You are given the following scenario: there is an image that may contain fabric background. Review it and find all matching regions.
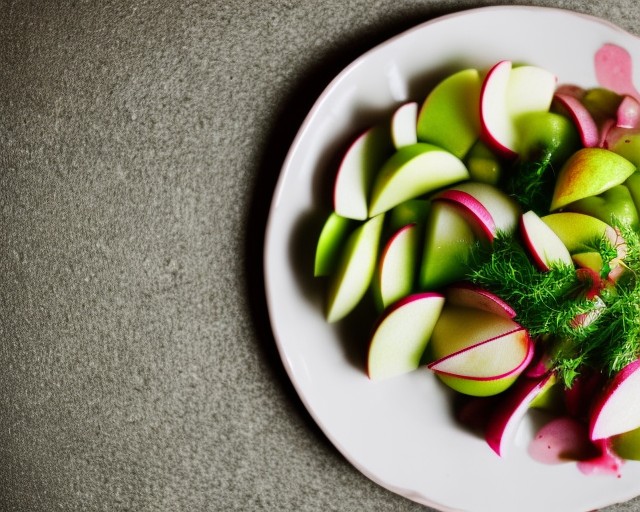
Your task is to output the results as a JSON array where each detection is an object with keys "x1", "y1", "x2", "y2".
[{"x1": 1, "y1": 1, "x2": 640, "y2": 510}]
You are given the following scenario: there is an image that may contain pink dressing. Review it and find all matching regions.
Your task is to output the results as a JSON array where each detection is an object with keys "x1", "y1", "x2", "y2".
[
  {"x1": 528, "y1": 417, "x2": 624, "y2": 476},
  {"x1": 594, "y1": 43, "x2": 640, "y2": 102}
]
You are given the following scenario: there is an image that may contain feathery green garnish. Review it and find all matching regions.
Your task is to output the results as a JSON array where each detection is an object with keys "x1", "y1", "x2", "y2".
[{"x1": 465, "y1": 222, "x2": 640, "y2": 387}]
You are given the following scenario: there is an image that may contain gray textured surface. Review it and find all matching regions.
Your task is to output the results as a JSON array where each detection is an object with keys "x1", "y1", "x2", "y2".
[{"x1": 2, "y1": 1, "x2": 640, "y2": 511}]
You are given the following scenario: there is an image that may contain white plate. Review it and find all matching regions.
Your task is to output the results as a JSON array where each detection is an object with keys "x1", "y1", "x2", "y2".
[{"x1": 264, "y1": 6, "x2": 640, "y2": 512}]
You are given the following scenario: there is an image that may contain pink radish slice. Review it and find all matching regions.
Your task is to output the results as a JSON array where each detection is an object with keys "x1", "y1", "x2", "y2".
[
  {"x1": 553, "y1": 93, "x2": 600, "y2": 147},
  {"x1": 616, "y1": 95, "x2": 640, "y2": 129},
  {"x1": 595, "y1": 43, "x2": 640, "y2": 102},
  {"x1": 555, "y1": 83, "x2": 585, "y2": 99},
  {"x1": 589, "y1": 358, "x2": 640, "y2": 441}
]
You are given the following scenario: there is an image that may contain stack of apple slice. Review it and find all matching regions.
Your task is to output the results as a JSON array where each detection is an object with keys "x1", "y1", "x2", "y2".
[{"x1": 313, "y1": 53, "x2": 640, "y2": 465}]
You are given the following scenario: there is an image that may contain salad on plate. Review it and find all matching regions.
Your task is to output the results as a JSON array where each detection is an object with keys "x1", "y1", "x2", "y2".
[{"x1": 313, "y1": 41, "x2": 640, "y2": 475}]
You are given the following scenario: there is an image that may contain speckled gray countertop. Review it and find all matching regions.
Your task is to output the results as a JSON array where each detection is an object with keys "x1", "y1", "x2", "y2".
[{"x1": 2, "y1": 1, "x2": 640, "y2": 511}]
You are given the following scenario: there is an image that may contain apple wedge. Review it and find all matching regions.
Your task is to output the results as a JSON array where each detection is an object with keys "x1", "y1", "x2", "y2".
[
  {"x1": 485, "y1": 372, "x2": 556, "y2": 456},
  {"x1": 326, "y1": 214, "x2": 384, "y2": 322},
  {"x1": 416, "y1": 68, "x2": 482, "y2": 159},
  {"x1": 373, "y1": 223, "x2": 419, "y2": 310},
  {"x1": 541, "y1": 212, "x2": 616, "y2": 253},
  {"x1": 520, "y1": 210, "x2": 573, "y2": 271},
  {"x1": 445, "y1": 283, "x2": 516, "y2": 319},
  {"x1": 333, "y1": 124, "x2": 393, "y2": 220},
  {"x1": 391, "y1": 101, "x2": 418, "y2": 149},
  {"x1": 314, "y1": 212, "x2": 354, "y2": 276},
  {"x1": 419, "y1": 201, "x2": 476, "y2": 290},
  {"x1": 368, "y1": 143, "x2": 469, "y2": 217},
  {"x1": 550, "y1": 148, "x2": 636, "y2": 211},
  {"x1": 590, "y1": 358, "x2": 640, "y2": 441},
  {"x1": 435, "y1": 181, "x2": 521, "y2": 241},
  {"x1": 367, "y1": 292, "x2": 445, "y2": 380},
  {"x1": 388, "y1": 198, "x2": 430, "y2": 231},
  {"x1": 480, "y1": 61, "x2": 556, "y2": 158},
  {"x1": 428, "y1": 305, "x2": 533, "y2": 396}
]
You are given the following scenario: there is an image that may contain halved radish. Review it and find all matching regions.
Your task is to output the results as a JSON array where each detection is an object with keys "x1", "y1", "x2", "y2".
[{"x1": 590, "y1": 359, "x2": 640, "y2": 440}]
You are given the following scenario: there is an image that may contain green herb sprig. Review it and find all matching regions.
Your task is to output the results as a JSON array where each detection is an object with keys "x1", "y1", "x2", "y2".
[{"x1": 465, "y1": 222, "x2": 640, "y2": 387}]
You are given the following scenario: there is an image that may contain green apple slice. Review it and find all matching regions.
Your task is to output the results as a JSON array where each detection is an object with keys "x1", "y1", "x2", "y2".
[
  {"x1": 540, "y1": 212, "x2": 615, "y2": 253},
  {"x1": 388, "y1": 198, "x2": 430, "y2": 231},
  {"x1": 612, "y1": 132, "x2": 640, "y2": 168},
  {"x1": 465, "y1": 140, "x2": 502, "y2": 185},
  {"x1": 624, "y1": 171, "x2": 640, "y2": 213},
  {"x1": 314, "y1": 212, "x2": 354, "y2": 276},
  {"x1": 612, "y1": 425, "x2": 640, "y2": 460},
  {"x1": 416, "y1": 68, "x2": 482, "y2": 159},
  {"x1": 333, "y1": 124, "x2": 393, "y2": 220},
  {"x1": 326, "y1": 214, "x2": 384, "y2": 322},
  {"x1": 565, "y1": 184, "x2": 639, "y2": 229},
  {"x1": 368, "y1": 143, "x2": 469, "y2": 217},
  {"x1": 550, "y1": 148, "x2": 636, "y2": 211},
  {"x1": 367, "y1": 292, "x2": 445, "y2": 380},
  {"x1": 419, "y1": 201, "x2": 476, "y2": 290},
  {"x1": 373, "y1": 223, "x2": 419, "y2": 310}
]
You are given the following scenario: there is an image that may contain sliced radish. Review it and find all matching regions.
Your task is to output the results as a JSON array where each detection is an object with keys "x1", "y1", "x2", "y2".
[
  {"x1": 445, "y1": 283, "x2": 516, "y2": 319},
  {"x1": 485, "y1": 372, "x2": 556, "y2": 456},
  {"x1": 590, "y1": 359, "x2": 640, "y2": 440},
  {"x1": 428, "y1": 327, "x2": 532, "y2": 380},
  {"x1": 616, "y1": 95, "x2": 640, "y2": 129},
  {"x1": 520, "y1": 210, "x2": 573, "y2": 271},
  {"x1": 552, "y1": 93, "x2": 600, "y2": 148}
]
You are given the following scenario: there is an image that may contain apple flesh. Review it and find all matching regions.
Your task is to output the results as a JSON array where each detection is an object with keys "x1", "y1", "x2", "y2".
[
  {"x1": 590, "y1": 358, "x2": 640, "y2": 440},
  {"x1": 368, "y1": 143, "x2": 469, "y2": 217},
  {"x1": 428, "y1": 305, "x2": 533, "y2": 396},
  {"x1": 435, "y1": 181, "x2": 521, "y2": 241},
  {"x1": 550, "y1": 147, "x2": 636, "y2": 211},
  {"x1": 416, "y1": 68, "x2": 482, "y2": 159},
  {"x1": 485, "y1": 372, "x2": 556, "y2": 456},
  {"x1": 326, "y1": 213, "x2": 385, "y2": 323},
  {"x1": 419, "y1": 201, "x2": 476, "y2": 290},
  {"x1": 520, "y1": 210, "x2": 573, "y2": 271},
  {"x1": 391, "y1": 101, "x2": 418, "y2": 149},
  {"x1": 373, "y1": 223, "x2": 419, "y2": 310},
  {"x1": 333, "y1": 124, "x2": 393, "y2": 220},
  {"x1": 480, "y1": 61, "x2": 556, "y2": 158},
  {"x1": 367, "y1": 292, "x2": 445, "y2": 380}
]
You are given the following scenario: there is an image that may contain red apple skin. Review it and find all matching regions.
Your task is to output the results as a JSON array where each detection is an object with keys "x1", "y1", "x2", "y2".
[
  {"x1": 589, "y1": 358, "x2": 640, "y2": 441},
  {"x1": 485, "y1": 372, "x2": 556, "y2": 456}
]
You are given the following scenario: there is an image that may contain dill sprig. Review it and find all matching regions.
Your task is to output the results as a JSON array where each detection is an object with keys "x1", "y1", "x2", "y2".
[{"x1": 465, "y1": 223, "x2": 640, "y2": 387}]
